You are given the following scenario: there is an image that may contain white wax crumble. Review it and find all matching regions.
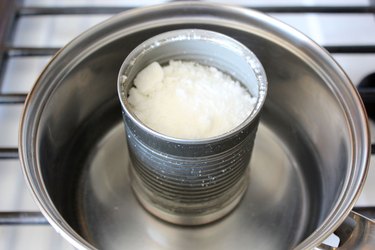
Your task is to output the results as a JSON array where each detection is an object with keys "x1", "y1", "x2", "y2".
[{"x1": 128, "y1": 60, "x2": 257, "y2": 139}]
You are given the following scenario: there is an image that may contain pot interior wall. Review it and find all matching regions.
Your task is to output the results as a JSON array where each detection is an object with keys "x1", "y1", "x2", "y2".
[{"x1": 35, "y1": 23, "x2": 350, "y2": 248}]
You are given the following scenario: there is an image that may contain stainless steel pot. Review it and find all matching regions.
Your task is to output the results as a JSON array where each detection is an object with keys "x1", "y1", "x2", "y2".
[{"x1": 19, "y1": 2, "x2": 374, "y2": 250}]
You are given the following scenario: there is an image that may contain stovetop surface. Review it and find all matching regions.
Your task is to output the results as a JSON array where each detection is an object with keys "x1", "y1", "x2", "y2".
[{"x1": 0, "y1": 0, "x2": 374, "y2": 249}]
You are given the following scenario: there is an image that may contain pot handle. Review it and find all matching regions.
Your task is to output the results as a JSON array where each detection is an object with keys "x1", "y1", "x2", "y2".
[{"x1": 317, "y1": 211, "x2": 375, "y2": 249}]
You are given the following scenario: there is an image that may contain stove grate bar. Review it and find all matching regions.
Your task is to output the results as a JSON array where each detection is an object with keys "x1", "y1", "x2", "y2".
[
  {"x1": 3, "y1": 46, "x2": 375, "y2": 59},
  {"x1": 325, "y1": 46, "x2": 375, "y2": 54},
  {"x1": 0, "y1": 94, "x2": 27, "y2": 104},
  {"x1": 0, "y1": 212, "x2": 48, "y2": 225},
  {"x1": 5, "y1": 47, "x2": 60, "y2": 57},
  {"x1": 353, "y1": 206, "x2": 375, "y2": 220},
  {"x1": 16, "y1": 6, "x2": 375, "y2": 16},
  {"x1": 0, "y1": 148, "x2": 18, "y2": 160}
]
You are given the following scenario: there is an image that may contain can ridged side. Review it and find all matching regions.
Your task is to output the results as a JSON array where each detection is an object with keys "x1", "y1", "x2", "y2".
[{"x1": 126, "y1": 118, "x2": 259, "y2": 224}]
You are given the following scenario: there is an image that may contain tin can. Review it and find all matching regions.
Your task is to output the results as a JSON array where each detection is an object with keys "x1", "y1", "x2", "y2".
[{"x1": 117, "y1": 29, "x2": 267, "y2": 225}]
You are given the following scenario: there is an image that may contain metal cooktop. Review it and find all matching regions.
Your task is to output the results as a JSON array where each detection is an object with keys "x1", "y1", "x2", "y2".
[{"x1": 0, "y1": 0, "x2": 374, "y2": 249}]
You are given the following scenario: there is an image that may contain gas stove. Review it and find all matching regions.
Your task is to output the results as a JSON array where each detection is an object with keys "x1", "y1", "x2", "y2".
[{"x1": 0, "y1": 0, "x2": 374, "y2": 249}]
